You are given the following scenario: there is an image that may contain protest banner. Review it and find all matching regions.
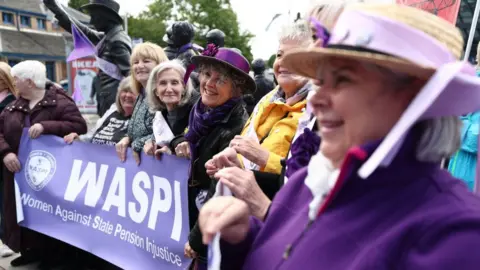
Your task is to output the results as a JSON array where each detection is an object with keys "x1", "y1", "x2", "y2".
[{"x1": 14, "y1": 130, "x2": 191, "y2": 270}]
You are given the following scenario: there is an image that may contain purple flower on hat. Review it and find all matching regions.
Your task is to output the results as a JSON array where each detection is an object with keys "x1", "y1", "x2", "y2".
[
  {"x1": 202, "y1": 44, "x2": 219, "y2": 57},
  {"x1": 309, "y1": 17, "x2": 331, "y2": 47}
]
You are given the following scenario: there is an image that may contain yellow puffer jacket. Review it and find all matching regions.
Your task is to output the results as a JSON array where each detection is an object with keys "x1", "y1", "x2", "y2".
[{"x1": 240, "y1": 87, "x2": 307, "y2": 174}]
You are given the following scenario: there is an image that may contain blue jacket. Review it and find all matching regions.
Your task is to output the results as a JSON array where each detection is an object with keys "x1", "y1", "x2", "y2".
[{"x1": 448, "y1": 111, "x2": 480, "y2": 191}]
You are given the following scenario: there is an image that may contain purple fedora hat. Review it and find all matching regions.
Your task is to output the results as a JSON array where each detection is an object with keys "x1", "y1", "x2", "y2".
[{"x1": 191, "y1": 46, "x2": 256, "y2": 95}]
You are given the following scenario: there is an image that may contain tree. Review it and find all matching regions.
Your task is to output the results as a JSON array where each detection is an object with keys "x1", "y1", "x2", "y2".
[
  {"x1": 68, "y1": 0, "x2": 89, "y2": 11},
  {"x1": 127, "y1": 0, "x2": 254, "y2": 62},
  {"x1": 173, "y1": 0, "x2": 254, "y2": 62},
  {"x1": 267, "y1": 54, "x2": 276, "y2": 68}
]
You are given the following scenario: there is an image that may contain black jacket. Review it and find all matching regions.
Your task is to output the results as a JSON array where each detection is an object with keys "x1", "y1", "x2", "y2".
[
  {"x1": 253, "y1": 74, "x2": 275, "y2": 105},
  {"x1": 187, "y1": 101, "x2": 248, "y2": 260},
  {"x1": 55, "y1": 15, "x2": 132, "y2": 116}
]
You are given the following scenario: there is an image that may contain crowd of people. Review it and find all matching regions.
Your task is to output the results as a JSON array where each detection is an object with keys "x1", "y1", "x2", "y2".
[{"x1": 0, "y1": 0, "x2": 478, "y2": 269}]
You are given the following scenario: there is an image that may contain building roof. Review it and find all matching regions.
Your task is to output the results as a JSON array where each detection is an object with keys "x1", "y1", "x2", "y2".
[
  {"x1": 0, "y1": 0, "x2": 90, "y2": 23},
  {"x1": 0, "y1": 29, "x2": 66, "y2": 60}
]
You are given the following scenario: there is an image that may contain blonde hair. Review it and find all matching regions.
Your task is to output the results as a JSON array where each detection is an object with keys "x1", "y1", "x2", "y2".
[
  {"x1": 0, "y1": 62, "x2": 16, "y2": 96},
  {"x1": 115, "y1": 76, "x2": 135, "y2": 115},
  {"x1": 130, "y1": 42, "x2": 168, "y2": 95},
  {"x1": 146, "y1": 60, "x2": 194, "y2": 112}
]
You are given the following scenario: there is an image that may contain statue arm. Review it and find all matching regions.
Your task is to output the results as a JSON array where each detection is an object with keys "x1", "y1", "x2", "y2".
[
  {"x1": 44, "y1": 0, "x2": 102, "y2": 44},
  {"x1": 110, "y1": 41, "x2": 132, "y2": 76}
]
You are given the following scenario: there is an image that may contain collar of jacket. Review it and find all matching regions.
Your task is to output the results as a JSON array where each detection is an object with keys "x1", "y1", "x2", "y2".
[
  {"x1": 104, "y1": 25, "x2": 124, "y2": 40},
  {"x1": 217, "y1": 100, "x2": 246, "y2": 125},
  {"x1": 7, "y1": 89, "x2": 59, "y2": 113}
]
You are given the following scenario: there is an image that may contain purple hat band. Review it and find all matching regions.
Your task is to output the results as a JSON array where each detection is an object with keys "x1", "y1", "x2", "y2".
[{"x1": 214, "y1": 49, "x2": 250, "y2": 74}]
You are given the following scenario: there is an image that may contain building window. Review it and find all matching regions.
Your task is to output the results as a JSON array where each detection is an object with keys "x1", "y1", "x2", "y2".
[
  {"x1": 20, "y1": 16, "x2": 31, "y2": 27},
  {"x1": 37, "y1": 18, "x2": 46, "y2": 30},
  {"x1": 2, "y1": 13, "x2": 13, "y2": 25},
  {"x1": 46, "y1": 62, "x2": 56, "y2": 82}
]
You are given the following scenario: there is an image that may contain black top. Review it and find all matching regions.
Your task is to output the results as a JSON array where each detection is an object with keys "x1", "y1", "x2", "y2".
[
  {"x1": 91, "y1": 111, "x2": 129, "y2": 145},
  {"x1": 187, "y1": 101, "x2": 249, "y2": 261}
]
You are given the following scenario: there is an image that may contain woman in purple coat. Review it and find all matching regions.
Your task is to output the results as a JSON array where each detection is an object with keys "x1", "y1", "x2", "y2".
[{"x1": 198, "y1": 3, "x2": 480, "y2": 270}]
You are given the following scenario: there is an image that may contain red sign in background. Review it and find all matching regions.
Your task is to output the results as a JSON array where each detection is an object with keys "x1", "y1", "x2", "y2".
[
  {"x1": 396, "y1": 0, "x2": 461, "y2": 24},
  {"x1": 69, "y1": 57, "x2": 99, "y2": 114}
]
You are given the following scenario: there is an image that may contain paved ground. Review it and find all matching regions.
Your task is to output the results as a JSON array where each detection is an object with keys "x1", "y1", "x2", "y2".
[
  {"x1": 0, "y1": 114, "x2": 101, "y2": 270},
  {"x1": 0, "y1": 254, "x2": 38, "y2": 270}
]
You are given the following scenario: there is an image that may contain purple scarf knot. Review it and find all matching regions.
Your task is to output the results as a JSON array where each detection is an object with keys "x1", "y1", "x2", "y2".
[
  {"x1": 185, "y1": 98, "x2": 241, "y2": 163},
  {"x1": 285, "y1": 128, "x2": 321, "y2": 178}
]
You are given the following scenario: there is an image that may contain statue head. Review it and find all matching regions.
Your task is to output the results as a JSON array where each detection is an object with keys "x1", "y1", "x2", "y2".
[
  {"x1": 163, "y1": 24, "x2": 174, "y2": 45},
  {"x1": 251, "y1": 58, "x2": 266, "y2": 75},
  {"x1": 170, "y1": 21, "x2": 195, "y2": 47},
  {"x1": 81, "y1": 0, "x2": 123, "y2": 32},
  {"x1": 206, "y1": 29, "x2": 225, "y2": 47}
]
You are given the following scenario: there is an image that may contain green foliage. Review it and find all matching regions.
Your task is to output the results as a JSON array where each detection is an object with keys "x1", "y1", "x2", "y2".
[
  {"x1": 128, "y1": 0, "x2": 254, "y2": 62},
  {"x1": 67, "y1": 0, "x2": 89, "y2": 11},
  {"x1": 267, "y1": 54, "x2": 276, "y2": 68}
]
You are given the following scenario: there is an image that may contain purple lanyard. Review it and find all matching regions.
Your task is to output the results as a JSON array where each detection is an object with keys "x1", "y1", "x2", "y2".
[{"x1": 24, "y1": 114, "x2": 31, "y2": 128}]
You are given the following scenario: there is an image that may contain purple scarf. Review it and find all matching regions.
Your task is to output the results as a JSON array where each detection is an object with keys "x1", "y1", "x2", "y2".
[
  {"x1": 285, "y1": 128, "x2": 321, "y2": 178},
  {"x1": 185, "y1": 97, "x2": 241, "y2": 162}
]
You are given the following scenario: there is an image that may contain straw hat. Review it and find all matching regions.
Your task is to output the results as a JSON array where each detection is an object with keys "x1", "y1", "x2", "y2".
[{"x1": 282, "y1": 3, "x2": 464, "y2": 80}]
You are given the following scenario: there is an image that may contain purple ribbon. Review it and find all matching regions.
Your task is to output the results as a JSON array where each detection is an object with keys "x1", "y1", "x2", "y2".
[{"x1": 309, "y1": 17, "x2": 331, "y2": 47}]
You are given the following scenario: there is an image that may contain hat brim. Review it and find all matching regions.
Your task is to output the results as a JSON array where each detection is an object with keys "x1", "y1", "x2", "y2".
[
  {"x1": 81, "y1": 4, "x2": 123, "y2": 23},
  {"x1": 191, "y1": 55, "x2": 256, "y2": 95},
  {"x1": 282, "y1": 47, "x2": 435, "y2": 81}
]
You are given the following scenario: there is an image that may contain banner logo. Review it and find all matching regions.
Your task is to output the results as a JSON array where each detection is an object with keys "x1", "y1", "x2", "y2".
[{"x1": 25, "y1": 150, "x2": 56, "y2": 191}]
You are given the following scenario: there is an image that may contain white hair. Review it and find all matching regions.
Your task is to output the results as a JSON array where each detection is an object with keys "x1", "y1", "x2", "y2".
[
  {"x1": 11, "y1": 60, "x2": 47, "y2": 89},
  {"x1": 306, "y1": 0, "x2": 395, "y2": 31},
  {"x1": 366, "y1": 63, "x2": 461, "y2": 162},
  {"x1": 146, "y1": 59, "x2": 193, "y2": 112},
  {"x1": 278, "y1": 21, "x2": 312, "y2": 47}
]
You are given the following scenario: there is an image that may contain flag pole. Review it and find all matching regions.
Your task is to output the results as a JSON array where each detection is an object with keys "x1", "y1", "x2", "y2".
[{"x1": 464, "y1": 0, "x2": 480, "y2": 61}]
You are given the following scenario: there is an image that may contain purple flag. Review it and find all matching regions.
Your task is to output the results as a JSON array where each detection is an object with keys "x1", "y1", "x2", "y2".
[
  {"x1": 72, "y1": 78, "x2": 84, "y2": 102},
  {"x1": 67, "y1": 23, "x2": 96, "y2": 62},
  {"x1": 15, "y1": 130, "x2": 192, "y2": 270}
]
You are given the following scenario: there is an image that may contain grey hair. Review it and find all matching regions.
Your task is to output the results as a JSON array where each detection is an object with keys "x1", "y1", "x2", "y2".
[
  {"x1": 306, "y1": 0, "x2": 396, "y2": 31},
  {"x1": 278, "y1": 21, "x2": 313, "y2": 47},
  {"x1": 197, "y1": 62, "x2": 244, "y2": 97},
  {"x1": 11, "y1": 60, "x2": 46, "y2": 89},
  {"x1": 115, "y1": 76, "x2": 135, "y2": 115},
  {"x1": 363, "y1": 63, "x2": 461, "y2": 162},
  {"x1": 146, "y1": 60, "x2": 194, "y2": 112}
]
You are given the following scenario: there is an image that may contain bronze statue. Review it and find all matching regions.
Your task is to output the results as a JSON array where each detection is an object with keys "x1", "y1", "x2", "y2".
[{"x1": 43, "y1": 0, "x2": 132, "y2": 117}]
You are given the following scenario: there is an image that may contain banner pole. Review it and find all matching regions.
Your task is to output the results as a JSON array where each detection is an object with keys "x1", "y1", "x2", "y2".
[{"x1": 464, "y1": 0, "x2": 480, "y2": 61}]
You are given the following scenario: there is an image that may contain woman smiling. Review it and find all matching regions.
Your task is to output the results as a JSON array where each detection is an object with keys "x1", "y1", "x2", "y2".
[
  {"x1": 115, "y1": 42, "x2": 168, "y2": 164},
  {"x1": 143, "y1": 60, "x2": 199, "y2": 155}
]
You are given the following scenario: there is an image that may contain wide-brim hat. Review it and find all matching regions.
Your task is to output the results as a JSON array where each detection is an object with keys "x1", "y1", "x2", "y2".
[
  {"x1": 282, "y1": 3, "x2": 480, "y2": 182},
  {"x1": 191, "y1": 47, "x2": 256, "y2": 95},
  {"x1": 283, "y1": 4, "x2": 464, "y2": 81},
  {"x1": 81, "y1": 0, "x2": 123, "y2": 23}
]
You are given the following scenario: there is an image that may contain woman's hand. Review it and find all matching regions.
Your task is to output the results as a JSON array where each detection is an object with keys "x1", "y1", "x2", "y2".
[
  {"x1": 28, "y1": 123, "x2": 44, "y2": 139},
  {"x1": 184, "y1": 242, "x2": 197, "y2": 259},
  {"x1": 205, "y1": 147, "x2": 241, "y2": 176},
  {"x1": 143, "y1": 140, "x2": 156, "y2": 156},
  {"x1": 3, "y1": 153, "x2": 21, "y2": 173},
  {"x1": 64, "y1": 133, "x2": 79, "y2": 144},
  {"x1": 175, "y1": 142, "x2": 191, "y2": 159},
  {"x1": 115, "y1": 137, "x2": 130, "y2": 162},
  {"x1": 155, "y1": 145, "x2": 172, "y2": 160},
  {"x1": 214, "y1": 167, "x2": 271, "y2": 220},
  {"x1": 230, "y1": 136, "x2": 269, "y2": 167},
  {"x1": 199, "y1": 196, "x2": 250, "y2": 245}
]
